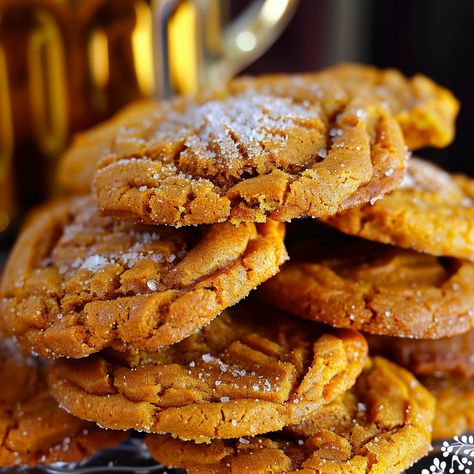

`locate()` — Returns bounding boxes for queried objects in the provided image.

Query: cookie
[231,63,459,150]
[60,64,457,201]
[368,330,474,378]
[57,100,158,194]
[94,84,407,226]
[325,158,474,260]
[260,228,474,338]
[421,375,474,439]
[322,63,459,149]
[0,196,286,358]
[145,357,434,473]
[48,305,368,441]
[0,339,126,467]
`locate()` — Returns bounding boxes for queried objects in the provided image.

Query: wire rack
[0,433,466,474]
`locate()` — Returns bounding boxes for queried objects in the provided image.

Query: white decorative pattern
[423,435,474,474]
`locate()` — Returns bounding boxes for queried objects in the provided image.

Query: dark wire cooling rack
[0,433,470,474]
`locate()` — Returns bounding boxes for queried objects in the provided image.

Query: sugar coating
[94,67,409,227]
[326,158,474,260]
[145,357,435,473]
[0,195,287,358]
[152,94,320,162]
[48,306,368,442]
[261,224,474,339]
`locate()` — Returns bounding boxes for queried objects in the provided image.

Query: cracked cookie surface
[145,357,434,473]
[231,63,458,150]
[0,339,126,467]
[260,227,474,338]
[94,83,406,226]
[325,158,474,260]
[0,196,286,358]
[59,64,457,201]
[57,100,158,194]
[48,305,368,441]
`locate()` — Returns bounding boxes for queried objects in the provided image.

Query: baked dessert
[260,229,474,339]
[0,196,286,358]
[325,158,474,260]
[58,65,458,198]
[367,330,474,378]
[94,91,406,226]
[145,357,434,473]
[48,305,368,441]
[0,339,127,467]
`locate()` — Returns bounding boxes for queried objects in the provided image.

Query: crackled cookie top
[0,339,126,467]
[48,305,368,441]
[0,196,286,358]
[232,63,459,150]
[145,357,434,473]
[323,63,459,150]
[57,100,158,194]
[94,85,406,226]
[62,65,457,204]
[368,330,474,378]
[421,375,474,440]
[325,158,474,260]
[260,227,474,339]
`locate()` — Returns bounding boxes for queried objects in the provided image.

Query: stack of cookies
[0,63,467,472]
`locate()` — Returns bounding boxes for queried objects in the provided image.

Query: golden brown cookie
[260,228,474,339]
[367,335,474,439]
[94,84,406,226]
[145,357,434,473]
[60,65,457,200]
[421,375,474,440]
[0,339,127,467]
[48,305,368,442]
[57,100,158,194]
[231,63,459,150]
[248,63,459,150]
[368,330,474,378]
[324,63,459,149]
[325,158,474,260]
[0,196,286,358]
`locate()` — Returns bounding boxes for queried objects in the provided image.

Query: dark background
[1,0,473,250]
[241,0,474,174]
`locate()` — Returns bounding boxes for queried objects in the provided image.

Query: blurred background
[0,0,473,246]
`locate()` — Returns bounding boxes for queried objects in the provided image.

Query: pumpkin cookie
[325,158,474,260]
[145,357,434,473]
[421,375,474,439]
[260,229,474,339]
[321,63,459,149]
[368,330,474,378]
[231,63,459,150]
[0,196,286,358]
[0,339,127,467]
[57,100,158,194]
[48,305,368,441]
[94,86,406,226]
[367,332,474,438]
